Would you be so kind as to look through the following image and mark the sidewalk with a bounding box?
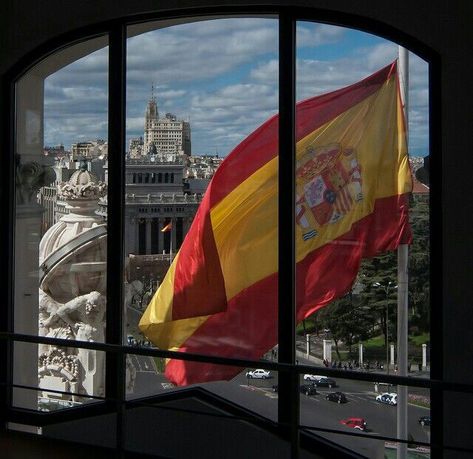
[294,335,431,379]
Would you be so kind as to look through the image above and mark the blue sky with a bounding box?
[44,18,429,157]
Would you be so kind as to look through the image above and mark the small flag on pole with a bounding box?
[161,222,172,233]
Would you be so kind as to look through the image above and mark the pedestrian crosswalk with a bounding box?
[240,384,385,406]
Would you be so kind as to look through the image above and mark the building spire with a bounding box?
[146,83,158,122]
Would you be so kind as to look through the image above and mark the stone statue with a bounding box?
[75,322,100,343]
[38,290,107,398]
[41,291,105,339]
[124,279,144,308]
[125,355,137,394]
[16,158,56,205]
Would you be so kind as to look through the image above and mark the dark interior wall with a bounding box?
[1,0,473,456]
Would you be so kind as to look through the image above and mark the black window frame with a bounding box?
[0,5,457,458]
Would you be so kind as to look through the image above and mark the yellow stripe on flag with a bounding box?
[210,74,410,302]
[140,252,212,351]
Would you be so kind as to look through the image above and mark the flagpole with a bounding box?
[397,46,409,459]
[169,223,173,266]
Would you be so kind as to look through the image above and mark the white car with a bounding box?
[376,392,397,405]
[303,374,336,388]
[246,369,271,379]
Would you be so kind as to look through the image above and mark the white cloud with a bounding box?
[42,18,429,156]
[250,59,278,84]
[126,18,278,86]
[297,23,346,48]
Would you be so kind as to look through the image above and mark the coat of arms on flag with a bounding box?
[295,143,363,240]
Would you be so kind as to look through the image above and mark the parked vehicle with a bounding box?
[246,369,271,379]
[271,384,317,396]
[418,415,431,427]
[325,391,347,403]
[300,384,317,396]
[303,374,336,388]
[376,392,397,405]
[340,417,367,431]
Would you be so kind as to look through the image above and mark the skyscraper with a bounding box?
[143,87,191,156]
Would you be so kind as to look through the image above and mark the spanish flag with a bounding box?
[139,62,412,385]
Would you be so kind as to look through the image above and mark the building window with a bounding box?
[3,9,449,459]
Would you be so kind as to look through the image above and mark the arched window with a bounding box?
[3,6,457,459]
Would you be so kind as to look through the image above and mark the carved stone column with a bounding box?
[145,218,152,255]
[158,217,164,253]
[171,217,177,253]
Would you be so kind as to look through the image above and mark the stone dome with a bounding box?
[68,162,98,185]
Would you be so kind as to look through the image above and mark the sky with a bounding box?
[44,18,429,157]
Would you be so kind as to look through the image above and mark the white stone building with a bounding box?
[143,91,191,156]
[71,139,108,160]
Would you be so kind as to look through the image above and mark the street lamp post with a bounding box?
[373,281,397,375]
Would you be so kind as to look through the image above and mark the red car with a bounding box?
[340,417,367,431]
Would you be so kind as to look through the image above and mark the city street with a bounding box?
[126,354,431,450]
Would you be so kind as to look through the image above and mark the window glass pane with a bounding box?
[299,375,431,456]
[294,21,430,379]
[124,18,279,393]
[125,356,281,457]
[294,22,431,456]
[14,36,108,410]
[42,411,117,449]
[13,341,105,410]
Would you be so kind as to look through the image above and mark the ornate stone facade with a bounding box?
[38,164,112,404]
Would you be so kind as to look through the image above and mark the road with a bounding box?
[126,355,430,449]
[235,374,430,444]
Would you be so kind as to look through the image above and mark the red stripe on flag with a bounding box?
[172,192,227,320]
[208,62,397,208]
[165,192,410,385]
[334,188,353,214]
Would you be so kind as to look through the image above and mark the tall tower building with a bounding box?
[143,85,191,156]
[144,84,159,135]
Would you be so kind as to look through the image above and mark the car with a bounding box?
[340,417,367,431]
[418,415,431,427]
[246,369,271,379]
[300,384,318,396]
[325,391,347,403]
[271,384,317,396]
[303,374,336,388]
[376,392,397,405]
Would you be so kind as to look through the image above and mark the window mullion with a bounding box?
[278,12,298,455]
[106,22,126,450]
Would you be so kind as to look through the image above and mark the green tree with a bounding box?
[408,194,430,332]
[357,251,398,348]
[317,291,371,359]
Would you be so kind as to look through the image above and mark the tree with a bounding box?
[317,291,371,360]
[357,251,398,348]
[408,194,430,332]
